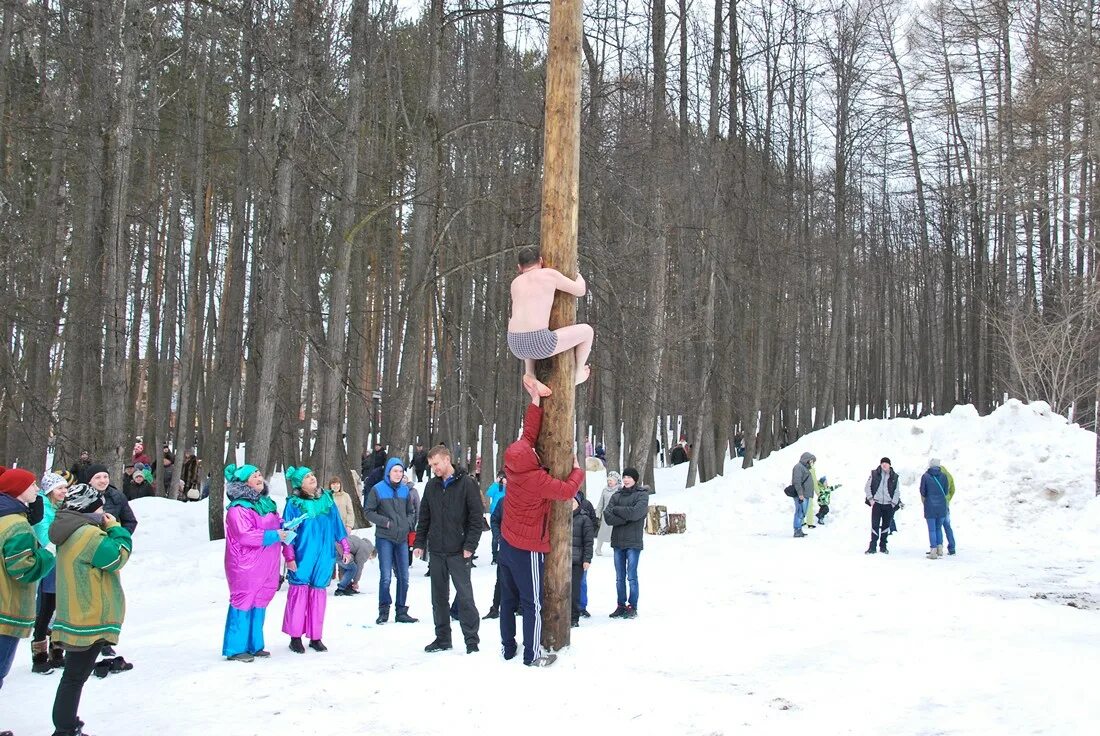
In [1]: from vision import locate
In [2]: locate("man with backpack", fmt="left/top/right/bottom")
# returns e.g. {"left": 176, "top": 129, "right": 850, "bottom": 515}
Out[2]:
{"left": 864, "top": 457, "right": 900, "bottom": 554}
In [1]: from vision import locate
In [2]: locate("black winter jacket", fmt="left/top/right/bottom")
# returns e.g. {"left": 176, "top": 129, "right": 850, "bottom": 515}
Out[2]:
{"left": 603, "top": 486, "right": 649, "bottom": 550}
{"left": 571, "top": 507, "right": 594, "bottom": 565}
{"left": 102, "top": 485, "right": 138, "bottom": 534}
{"left": 414, "top": 469, "right": 483, "bottom": 554}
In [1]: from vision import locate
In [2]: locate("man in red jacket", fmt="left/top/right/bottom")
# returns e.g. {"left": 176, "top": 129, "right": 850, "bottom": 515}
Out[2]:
{"left": 499, "top": 379, "right": 585, "bottom": 666}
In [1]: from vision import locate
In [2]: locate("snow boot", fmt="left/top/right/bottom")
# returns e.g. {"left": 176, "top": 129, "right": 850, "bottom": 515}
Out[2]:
{"left": 580, "top": 609, "right": 591, "bottom": 618}
{"left": 308, "top": 639, "right": 328, "bottom": 652}
{"left": 289, "top": 637, "right": 306, "bottom": 653}
{"left": 394, "top": 606, "right": 418, "bottom": 623}
{"left": 794, "top": 528, "right": 807, "bottom": 538}
{"left": 466, "top": 642, "right": 479, "bottom": 654}
{"left": 424, "top": 639, "right": 452, "bottom": 653}
{"left": 936, "top": 544, "right": 945, "bottom": 557}
{"left": 482, "top": 607, "right": 500, "bottom": 620}
{"left": 252, "top": 649, "right": 270, "bottom": 658}
{"left": 48, "top": 639, "right": 65, "bottom": 669}
{"left": 865, "top": 540, "right": 877, "bottom": 554}
{"left": 926, "top": 548, "right": 940, "bottom": 559}
{"left": 226, "top": 652, "right": 254, "bottom": 663}
{"left": 376, "top": 605, "right": 390, "bottom": 625}
{"left": 609, "top": 605, "right": 628, "bottom": 618}
{"left": 623, "top": 605, "right": 637, "bottom": 619}
{"left": 32, "top": 639, "right": 53, "bottom": 674}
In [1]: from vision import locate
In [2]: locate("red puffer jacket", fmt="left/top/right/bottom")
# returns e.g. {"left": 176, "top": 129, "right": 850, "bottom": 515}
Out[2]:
{"left": 502, "top": 403, "right": 585, "bottom": 553}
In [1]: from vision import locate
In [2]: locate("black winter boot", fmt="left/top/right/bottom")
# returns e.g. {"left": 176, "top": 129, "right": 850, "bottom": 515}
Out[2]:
{"left": 865, "top": 539, "right": 877, "bottom": 554}
{"left": 31, "top": 639, "right": 53, "bottom": 674}
{"left": 482, "top": 607, "right": 500, "bottom": 620}
{"left": 308, "top": 639, "right": 328, "bottom": 652}
{"left": 289, "top": 637, "right": 305, "bottom": 654}
{"left": 376, "top": 605, "right": 390, "bottom": 625}
{"left": 48, "top": 639, "right": 65, "bottom": 669}
{"left": 394, "top": 606, "right": 418, "bottom": 623}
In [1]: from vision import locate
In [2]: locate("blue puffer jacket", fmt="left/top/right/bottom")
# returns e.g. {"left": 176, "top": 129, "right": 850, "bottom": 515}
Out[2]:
{"left": 364, "top": 458, "right": 417, "bottom": 544}
{"left": 920, "top": 468, "right": 950, "bottom": 519}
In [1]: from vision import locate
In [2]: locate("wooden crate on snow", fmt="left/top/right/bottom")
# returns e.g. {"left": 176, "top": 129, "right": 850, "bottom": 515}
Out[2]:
{"left": 645, "top": 504, "right": 668, "bottom": 535}
{"left": 666, "top": 513, "right": 686, "bottom": 534}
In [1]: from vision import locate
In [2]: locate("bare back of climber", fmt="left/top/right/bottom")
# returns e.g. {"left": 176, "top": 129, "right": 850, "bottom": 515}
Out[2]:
{"left": 507, "top": 246, "right": 594, "bottom": 396}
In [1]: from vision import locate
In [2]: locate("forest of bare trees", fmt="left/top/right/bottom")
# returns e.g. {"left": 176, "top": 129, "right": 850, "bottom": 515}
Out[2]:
{"left": 1, "top": 0, "right": 1097, "bottom": 539}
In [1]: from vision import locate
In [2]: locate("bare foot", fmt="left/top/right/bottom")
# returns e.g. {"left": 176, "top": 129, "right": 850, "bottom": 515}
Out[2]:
{"left": 574, "top": 365, "right": 591, "bottom": 386}
{"left": 523, "top": 373, "right": 553, "bottom": 397}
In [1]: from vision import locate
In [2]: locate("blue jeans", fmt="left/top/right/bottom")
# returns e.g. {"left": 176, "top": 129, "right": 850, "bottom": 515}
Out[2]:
{"left": 943, "top": 513, "right": 955, "bottom": 553}
{"left": 0, "top": 633, "right": 18, "bottom": 690}
{"left": 377, "top": 537, "right": 410, "bottom": 608}
{"left": 338, "top": 559, "right": 359, "bottom": 590}
{"left": 580, "top": 568, "right": 588, "bottom": 608}
{"left": 793, "top": 497, "right": 807, "bottom": 530}
{"left": 613, "top": 548, "right": 641, "bottom": 609}
{"left": 926, "top": 517, "right": 946, "bottom": 547}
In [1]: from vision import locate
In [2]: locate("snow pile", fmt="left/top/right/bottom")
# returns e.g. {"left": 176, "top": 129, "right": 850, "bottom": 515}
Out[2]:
{"left": 3, "top": 402, "right": 1098, "bottom": 736}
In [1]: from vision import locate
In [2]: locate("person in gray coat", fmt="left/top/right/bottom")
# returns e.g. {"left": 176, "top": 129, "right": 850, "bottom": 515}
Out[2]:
{"left": 791, "top": 452, "right": 815, "bottom": 538}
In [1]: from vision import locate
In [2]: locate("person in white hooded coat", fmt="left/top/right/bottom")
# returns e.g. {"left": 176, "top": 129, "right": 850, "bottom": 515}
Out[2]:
{"left": 594, "top": 472, "right": 621, "bottom": 556}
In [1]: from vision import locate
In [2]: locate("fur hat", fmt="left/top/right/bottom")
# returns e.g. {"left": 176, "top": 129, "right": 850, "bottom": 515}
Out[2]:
{"left": 63, "top": 483, "right": 103, "bottom": 513}
{"left": 0, "top": 466, "right": 36, "bottom": 497}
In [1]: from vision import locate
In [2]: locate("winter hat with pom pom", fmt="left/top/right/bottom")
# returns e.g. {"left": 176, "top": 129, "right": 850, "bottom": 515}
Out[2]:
{"left": 224, "top": 464, "right": 260, "bottom": 483}
{"left": 285, "top": 466, "right": 314, "bottom": 490}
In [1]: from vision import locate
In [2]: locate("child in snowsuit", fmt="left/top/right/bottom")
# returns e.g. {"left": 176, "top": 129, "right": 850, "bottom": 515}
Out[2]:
{"left": 282, "top": 466, "right": 350, "bottom": 653}
{"left": 815, "top": 477, "right": 839, "bottom": 526}
{"left": 222, "top": 463, "right": 286, "bottom": 662}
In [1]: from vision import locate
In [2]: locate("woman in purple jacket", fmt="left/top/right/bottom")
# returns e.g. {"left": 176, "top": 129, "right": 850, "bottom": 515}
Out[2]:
{"left": 222, "top": 464, "right": 287, "bottom": 662}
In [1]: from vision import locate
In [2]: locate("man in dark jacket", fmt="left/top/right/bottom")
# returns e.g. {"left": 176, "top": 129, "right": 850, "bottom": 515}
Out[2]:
{"left": 70, "top": 450, "right": 92, "bottom": 484}
{"left": 410, "top": 444, "right": 429, "bottom": 482}
{"left": 500, "top": 381, "right": 585, "bottom": 666}
{"left": 413, "top": 446, "right": 484, "bottom": 654}
{"left": 87, "top": 464, "right": 138, "bottom": 535}
{"left": 364, "top": 458, "right": 419, "bottom": 625}
{"left": 570, "top": 496, "right": 594, "bottom": 628}
{"left": 604, "top": 467, "right": 649, "bottom": 619}
{"left": 863, "top": 457, "right": 901, "bottom": 554}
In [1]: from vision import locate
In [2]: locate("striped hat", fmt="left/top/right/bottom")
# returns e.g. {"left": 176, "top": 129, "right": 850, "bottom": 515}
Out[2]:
{"left": 62, "top": 483, "right": 103, "bottom": 513}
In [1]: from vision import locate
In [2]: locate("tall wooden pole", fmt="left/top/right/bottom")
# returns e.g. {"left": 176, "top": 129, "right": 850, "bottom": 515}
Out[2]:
{"left": 537, "top": 0, "right": 583, "bottom": 652}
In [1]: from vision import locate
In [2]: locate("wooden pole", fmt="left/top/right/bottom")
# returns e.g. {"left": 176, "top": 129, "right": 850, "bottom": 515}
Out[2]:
{"left": 537, "top": 0, "right": 583, "bottom": 652}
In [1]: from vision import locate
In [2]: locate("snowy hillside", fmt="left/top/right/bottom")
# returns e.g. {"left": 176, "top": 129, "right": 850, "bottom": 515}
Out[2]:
{"left": 4, "top": 400, "right": 1098, "bottom": 736}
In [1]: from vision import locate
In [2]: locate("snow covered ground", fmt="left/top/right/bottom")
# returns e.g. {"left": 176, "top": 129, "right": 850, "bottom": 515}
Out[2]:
{"left": 5, "top": 399, "right": 1099, "bottom": 735}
